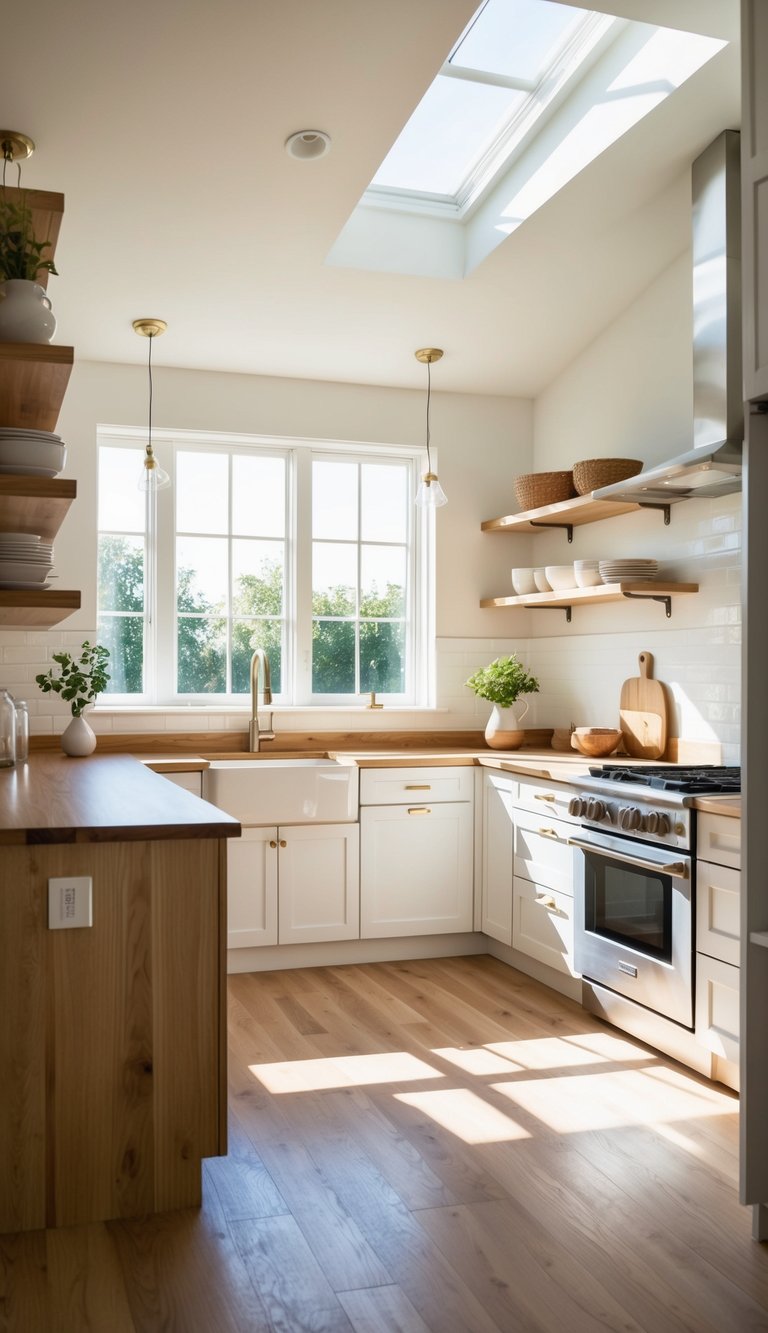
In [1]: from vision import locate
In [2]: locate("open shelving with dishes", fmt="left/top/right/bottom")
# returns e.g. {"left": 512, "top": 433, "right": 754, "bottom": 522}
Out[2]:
{"left": 480, "top": 582, "right": 699, "bottom": 621}
{"left": 0, "top": 478, "right": 80, "bottom": 626}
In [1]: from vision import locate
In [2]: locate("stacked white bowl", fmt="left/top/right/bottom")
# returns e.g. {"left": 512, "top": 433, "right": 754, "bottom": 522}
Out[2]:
{"left": 573, "top": 559, "right": 601, "bottom": 588}
{"left": 0, "top": 533, "right": 55, "bottom": 588}
{"left": 0, "top": 427, "right": 67, "bottom": 477}
{"left": 511, "top": 567, "right": 537, "bottom": 595}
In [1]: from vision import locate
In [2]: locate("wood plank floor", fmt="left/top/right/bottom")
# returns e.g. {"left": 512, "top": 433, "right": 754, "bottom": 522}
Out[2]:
{"left": 2, "top": 955, "right": 766, "bottom": 1332}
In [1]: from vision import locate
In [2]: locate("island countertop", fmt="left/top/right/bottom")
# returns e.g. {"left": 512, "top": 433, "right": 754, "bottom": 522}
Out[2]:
{"left": 0, "top": 752, "right": 241, "bottom": 846}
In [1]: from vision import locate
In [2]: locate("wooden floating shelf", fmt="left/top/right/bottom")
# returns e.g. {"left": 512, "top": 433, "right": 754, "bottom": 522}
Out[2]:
{"left": 0, "top": 477, "right": 76, "bottom": 540}
{"left": 480, "top": 582, "right": 699, "bottom": 621}
{"left": 0, "top": 343, "right": 75, "bottom": 434}
{"left": 481, "top": 493, "right": 642, "bottom": 534}
{"left": 0, "top": 589, "right": 81, "bottom": 628}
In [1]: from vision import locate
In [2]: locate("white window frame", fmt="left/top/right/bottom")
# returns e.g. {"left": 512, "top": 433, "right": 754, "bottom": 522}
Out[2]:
{"left": 96, "top": 425, "right": 432, "bottom": 709}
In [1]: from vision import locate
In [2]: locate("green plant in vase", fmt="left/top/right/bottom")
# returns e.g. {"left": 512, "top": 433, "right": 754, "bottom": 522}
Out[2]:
{"left": 36, "top": 641, "right": 111, "bottom": 756}
{"left": 0, "top": 194, "right": 58, "bottom": 342}
{"left": 465, "top": 653, "right": 539, "bottom": 750}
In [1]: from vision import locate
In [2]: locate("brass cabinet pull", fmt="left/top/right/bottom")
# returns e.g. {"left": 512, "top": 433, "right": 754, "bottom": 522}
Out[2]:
{"left": 269, "top": 840, "right": 277, "bottom": 848}
{"left": 534, "top": 793, "right": 557, "bottom": 803}
{"left": 405, "top": 784, "right": 431, "bottom": 790}
{"left": 537, "top": 827, "right": 560, "bottom": 839}
{"left": 407, "top": 807, "right": 431, "bottom": 815}
{"left": 279, "top": 839, "right": 287, "bottom": 847}
{"left": 535, "top": 893, "right": 558, "bottom": 910}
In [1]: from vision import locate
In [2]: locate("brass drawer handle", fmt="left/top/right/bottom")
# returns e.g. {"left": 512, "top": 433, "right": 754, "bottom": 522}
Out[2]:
{"left": 407, "top": 807, "right": 431, "bottom": 815}
{"left": 269, "top": 840, "right": 277, "bottom": 848}
{"left": 405, "top": 784, "right": 431, "bottom": 790}
{"left": 535, "top": 893, "right": 557, "bottom": 910}
{"left": 534, "top": 793, "right": 557, "bottom": 803}
{"left": 279, "top": 839, "right": 287, "bottom": 848}
{"left": 537, "top": 827, "right": 560, "bottom": 839}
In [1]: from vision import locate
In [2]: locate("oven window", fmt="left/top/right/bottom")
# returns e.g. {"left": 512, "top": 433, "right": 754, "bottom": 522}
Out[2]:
{"left": 585, "top": 858, "right": 672, "bottom": 962}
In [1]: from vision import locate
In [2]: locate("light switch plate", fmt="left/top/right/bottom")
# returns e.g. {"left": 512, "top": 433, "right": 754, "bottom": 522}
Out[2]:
{"left": 48, "top": 876, "right": 93, "bottom": 929}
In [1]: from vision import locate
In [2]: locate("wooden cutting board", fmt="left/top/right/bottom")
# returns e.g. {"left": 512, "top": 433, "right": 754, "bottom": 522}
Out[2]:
{"left": 619, "top": 651, "right": 668, "bottom": 759}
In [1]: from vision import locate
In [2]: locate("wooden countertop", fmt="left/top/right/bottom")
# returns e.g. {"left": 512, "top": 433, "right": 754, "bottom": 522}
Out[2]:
{"left": 691, "top": 793, "right": 741, "bottom": 818}
{"left": 0, "top": 753, "right": 241, "bottom": 846}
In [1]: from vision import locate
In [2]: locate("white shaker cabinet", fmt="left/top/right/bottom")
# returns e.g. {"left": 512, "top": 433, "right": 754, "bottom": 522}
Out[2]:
{"left": 360, "top": 767, "right": 474, "bottom": 938}
{"left": 695, "top": 812, "right": 741, "bottom": 1090}
{"left": 227, "top": 823, "right": 359, "bottom": 948}
{"left": 481, "top": 772, "right": 517, "bottom": 945}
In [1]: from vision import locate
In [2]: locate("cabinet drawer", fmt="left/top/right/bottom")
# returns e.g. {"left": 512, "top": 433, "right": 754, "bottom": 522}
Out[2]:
{"left": 696, "top": 953, "right": 739, "bottom": 1064}
{"left": 697, "top": 860, "right": 740, "bottom": 966}
{"left": 512, "top": 877, "right": 576, "bottom": 977}
{"left": 515, "top": 779, "right": 579, "bottom": 824}
{"left": 514, "top": 810, "right": 575, "bottom": 897}
{"left": 696, "top": 813, "right": 741, "bottom": 869}
{"left": 359, "top": 766, "right": 474, "bottom": 806}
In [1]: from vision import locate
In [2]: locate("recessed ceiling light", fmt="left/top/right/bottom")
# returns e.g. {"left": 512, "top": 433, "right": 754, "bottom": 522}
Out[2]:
{"left": 285, "top": 130, "right": 331, "bottom": 161}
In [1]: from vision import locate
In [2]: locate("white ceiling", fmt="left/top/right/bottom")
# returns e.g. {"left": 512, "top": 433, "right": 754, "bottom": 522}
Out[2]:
{"left": 1, "top": 0, "right": 740, "bottom": 397}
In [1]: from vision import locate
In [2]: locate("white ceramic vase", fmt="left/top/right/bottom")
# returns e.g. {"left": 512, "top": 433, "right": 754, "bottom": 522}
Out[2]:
{"left": 0, "top": 279, "right": 57, "bottom": 343}
{"left": 61, "top": 712, "right": 96, "bottom": 757}
{"left": 484, "top": 698, "right": 529, "bottom": 750}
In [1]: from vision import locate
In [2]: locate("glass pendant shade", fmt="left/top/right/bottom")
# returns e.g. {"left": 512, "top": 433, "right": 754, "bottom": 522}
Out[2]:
{"left": 415, "top": 471, "right": 448, "bottom": 508}
{"left": 138, "top": 445, "right": 171, "bottom": 492}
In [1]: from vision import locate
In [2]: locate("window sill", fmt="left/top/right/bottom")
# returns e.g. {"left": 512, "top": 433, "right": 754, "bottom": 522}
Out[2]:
{"left": 93, "top": 705, "right": 449, "bottom": 716}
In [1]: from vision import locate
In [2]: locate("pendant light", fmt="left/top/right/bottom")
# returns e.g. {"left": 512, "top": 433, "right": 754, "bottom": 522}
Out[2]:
{"left": 133, "top": 318, "right": 170, "bottom": 492}
{"left": 414, "top": 347, "right": 447, "bottom": 508}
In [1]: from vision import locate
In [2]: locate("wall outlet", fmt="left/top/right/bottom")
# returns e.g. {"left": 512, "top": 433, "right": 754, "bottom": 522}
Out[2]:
{"left": 48, "top": 876, "right": 93, "bottom": 929}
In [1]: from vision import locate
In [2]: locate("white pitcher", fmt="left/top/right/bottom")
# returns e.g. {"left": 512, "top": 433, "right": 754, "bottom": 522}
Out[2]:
{"left": 484, "top": 698, "right": 529, "bottom": 750}
{"left": 0, "top": 279, "right": 56, "bottom": 343}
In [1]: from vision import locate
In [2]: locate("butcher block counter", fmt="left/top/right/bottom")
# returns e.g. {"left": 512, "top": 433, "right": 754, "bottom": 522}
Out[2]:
{"left": 0, "top": 753, "right": 240, "bottom": 1236}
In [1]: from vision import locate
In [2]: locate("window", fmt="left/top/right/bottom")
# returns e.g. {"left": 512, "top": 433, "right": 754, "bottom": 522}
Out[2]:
{"left": 97, "top": 430, "right": 427, "bottom": 707}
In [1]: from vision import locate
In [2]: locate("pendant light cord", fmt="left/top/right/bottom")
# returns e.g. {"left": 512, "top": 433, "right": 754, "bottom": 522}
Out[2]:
{"left": 425, "top": 358, "right": 432, "bottom": 473}
{"left": 147, "top": 332, "right": 154, "bottom": 456}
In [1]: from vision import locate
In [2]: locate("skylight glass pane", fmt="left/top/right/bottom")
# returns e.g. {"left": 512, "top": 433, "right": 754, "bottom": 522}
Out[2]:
{"left": 373, "top": 75, "right": 526, "bottom": 195}
{"left": 451, "top": 0, "right": 587, "bottom": 82}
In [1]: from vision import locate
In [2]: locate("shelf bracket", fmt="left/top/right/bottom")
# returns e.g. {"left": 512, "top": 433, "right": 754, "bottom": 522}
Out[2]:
{"left": 530, "top": 604, "right": 572, "bottom": 623}
{"left": 636, "top": 501, "right": 671, "bottom": 525}
{"left": 528, "top": 520, "right": 574, "bottom": 543}
{"left": 622, "top": 591, "right": 673, "bottom": 618}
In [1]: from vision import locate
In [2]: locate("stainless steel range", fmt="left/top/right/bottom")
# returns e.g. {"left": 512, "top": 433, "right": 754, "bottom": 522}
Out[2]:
{"left": 568, "top": 765, "right": 741, "bottom": 1031}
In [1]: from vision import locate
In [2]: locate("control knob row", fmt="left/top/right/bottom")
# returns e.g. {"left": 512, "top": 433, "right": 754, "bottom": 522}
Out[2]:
{"left": 618, "top": 805, "right": 671, "bottom": 835}
{"left": 568, "top": 796, "right": 608, "bottom": 821}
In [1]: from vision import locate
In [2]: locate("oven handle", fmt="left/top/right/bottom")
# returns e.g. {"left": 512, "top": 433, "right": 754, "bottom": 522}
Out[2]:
{"left": 567, "top": 835, "right": 689, "bottom": 879}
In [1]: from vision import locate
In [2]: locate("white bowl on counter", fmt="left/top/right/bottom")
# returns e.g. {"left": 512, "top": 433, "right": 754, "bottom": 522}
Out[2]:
{"left": 511, "top": 567, "right": 538, "bottom": 595}
{"left": 544, "top": 564, "right": 578, "bottom": 591}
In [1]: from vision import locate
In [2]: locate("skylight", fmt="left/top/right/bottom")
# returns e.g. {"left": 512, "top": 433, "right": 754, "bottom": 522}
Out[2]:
{"left": 369, "top": 0, "right": 615, "bottom": 213}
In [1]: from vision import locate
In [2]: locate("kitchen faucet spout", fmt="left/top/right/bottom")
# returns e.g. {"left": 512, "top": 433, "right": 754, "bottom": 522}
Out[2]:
{"left": 249, "top": 648, "right": 275, "bottom": 751}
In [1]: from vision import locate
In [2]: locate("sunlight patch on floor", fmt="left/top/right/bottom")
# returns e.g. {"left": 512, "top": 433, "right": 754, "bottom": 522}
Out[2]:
{"left": 432, "top": 1046, "right": 525, "bottom": 1075}
{"left": 492, "top": 1066, "right": 736, "bottom": 1132}
{"left": 485, "top": 1035, "right": 615, "bottom": 1070}
{"left": 249, "top": 1051, "right": 444, "bottom": 1093}
{"left": 395, "top": 1088, "right": 530, "bottom": 1144}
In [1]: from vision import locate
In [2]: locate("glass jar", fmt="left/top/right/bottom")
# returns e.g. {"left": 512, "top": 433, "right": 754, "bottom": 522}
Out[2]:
{"left": 14, "top": 699, "right": 29, "bottom": 764}
{"left": 0, "top": 690, "right": 16, "bottom": 768}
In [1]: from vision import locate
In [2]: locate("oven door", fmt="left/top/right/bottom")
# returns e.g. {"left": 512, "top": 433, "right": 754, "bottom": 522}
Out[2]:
{"left": 570, "top": 830, "right": 693, "bottom": 1028}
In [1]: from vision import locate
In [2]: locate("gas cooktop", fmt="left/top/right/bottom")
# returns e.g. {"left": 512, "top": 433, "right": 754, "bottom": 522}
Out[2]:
{"left": 588, "top": 764, "right": 741, "bottom": 795}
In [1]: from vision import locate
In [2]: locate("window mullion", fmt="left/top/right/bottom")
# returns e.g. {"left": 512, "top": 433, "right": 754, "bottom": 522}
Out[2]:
{"left": 294, "top": 451, "right": 313, "bottom": 703}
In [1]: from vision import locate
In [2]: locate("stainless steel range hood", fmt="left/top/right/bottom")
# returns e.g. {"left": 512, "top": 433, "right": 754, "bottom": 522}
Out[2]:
{"left": 595, "top": 130, "right": 742, "bottom": 505}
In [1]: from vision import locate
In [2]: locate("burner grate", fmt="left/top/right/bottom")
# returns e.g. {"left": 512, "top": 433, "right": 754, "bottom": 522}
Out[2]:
{"left": 588, "top": 764, "right": 741, "bottom": 794}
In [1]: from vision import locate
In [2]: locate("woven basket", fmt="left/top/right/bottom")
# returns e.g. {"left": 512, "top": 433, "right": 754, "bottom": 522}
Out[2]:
{"left": 572, "top": 457, "right": 643, "bottom": 495}
{"left": 513, "top": 471, "right": 576, "bottom": 511}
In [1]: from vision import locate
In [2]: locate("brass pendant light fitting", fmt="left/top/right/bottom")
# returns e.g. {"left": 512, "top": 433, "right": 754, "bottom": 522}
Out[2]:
{"left": 133, "top": 319, "right": 170, "bottom": 491}
{"left": 414, "top": 348, "right": 447, "bottom": 509}
{"left": 0, "top": 131, "right": 35, "bottom": 162}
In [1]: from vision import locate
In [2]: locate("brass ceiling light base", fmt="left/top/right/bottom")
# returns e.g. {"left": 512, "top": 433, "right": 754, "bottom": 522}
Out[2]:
{"left": 414, "top": 348, "right": 444, "bottom": 365}
{"left": 0, "top": 131, "right": 35, "bottom": 162}
{"left": 132, "top": 318, "right": 167, "bottom": 339}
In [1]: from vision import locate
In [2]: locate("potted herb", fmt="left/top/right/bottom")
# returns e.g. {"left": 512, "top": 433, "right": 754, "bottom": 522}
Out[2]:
{"left": 465, "top": 653, "right": 540, "bottom": 750}
{"left": 0, "top": 195, "right": 58, "bottom": 343}
{"left": 36, "top": 641, "right": 110, "bottom": 756}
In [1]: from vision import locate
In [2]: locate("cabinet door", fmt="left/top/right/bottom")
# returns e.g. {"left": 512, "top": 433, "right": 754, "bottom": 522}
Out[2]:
{"left": 697, "top": 860, "right": 741, "bottom": 966}
{"left": 278, "top": 824, "right": 360, "bottom": 944}
{"left": 512, "top": 877, "right": 576, "bottom": 978}
{"left": 227, "top": 827, "right": 278, "bottom": 948}
{"left": 696, "top": 953, "right": 740, "bottom": 1065}
{"left": 361, "top": 803, "right": 473, "bottom": 938}
{"left": 482, "top": 773, "right": 516, "bottom": 945}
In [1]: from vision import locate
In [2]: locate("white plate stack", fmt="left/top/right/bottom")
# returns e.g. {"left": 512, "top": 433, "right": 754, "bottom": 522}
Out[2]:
{"left": 0, "top": 427, "right": 67, "bottom": 477}
{"left": 598, "top": 558, "right": 659, "bottom": 584}
{"left": 0, "top": 533, "right": 55, "bottom": 588}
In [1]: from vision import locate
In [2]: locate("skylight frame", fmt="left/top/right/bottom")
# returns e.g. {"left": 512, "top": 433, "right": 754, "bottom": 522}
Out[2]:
{"left": 366, "top": 3, "right": 622, "bottom": 221}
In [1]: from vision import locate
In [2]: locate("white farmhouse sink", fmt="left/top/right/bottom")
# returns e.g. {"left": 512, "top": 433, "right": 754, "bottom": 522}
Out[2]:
{"left": 203, "top": 758, "right": 359, "bottom": 825}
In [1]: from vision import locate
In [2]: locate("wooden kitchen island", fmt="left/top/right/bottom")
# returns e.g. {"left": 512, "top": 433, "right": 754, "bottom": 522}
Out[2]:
{"left": 0, "top": 753, "right": 240, "bottom": 1234}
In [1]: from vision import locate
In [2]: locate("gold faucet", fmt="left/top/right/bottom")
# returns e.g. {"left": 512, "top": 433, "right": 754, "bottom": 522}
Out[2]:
{"left": 249, "top": 648, "right": 275, "bottom": 751}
